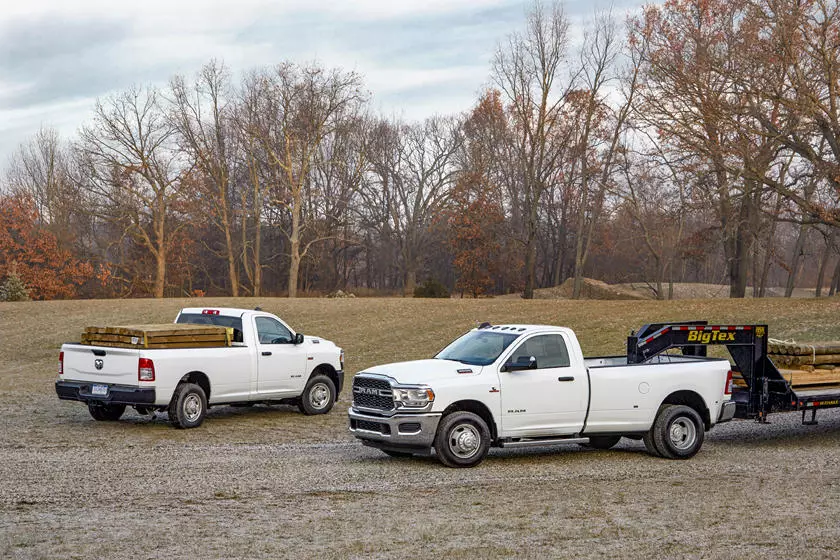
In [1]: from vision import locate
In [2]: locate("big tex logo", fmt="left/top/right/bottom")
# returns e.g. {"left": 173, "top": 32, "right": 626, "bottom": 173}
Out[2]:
{"left": 686, "top": 330, "right": 736, "bottom": 343}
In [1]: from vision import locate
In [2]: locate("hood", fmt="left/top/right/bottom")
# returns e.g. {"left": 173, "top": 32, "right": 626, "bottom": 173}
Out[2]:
{"left": 362, "top": 359, "right": 482, "bottom": 384}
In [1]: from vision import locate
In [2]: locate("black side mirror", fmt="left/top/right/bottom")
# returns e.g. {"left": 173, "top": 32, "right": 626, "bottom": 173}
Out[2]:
{"left": 294, "top": 333, "right": 305, "bottom": 345}
{"left": 504, "top": 356, "right": 537, "bottom": 372}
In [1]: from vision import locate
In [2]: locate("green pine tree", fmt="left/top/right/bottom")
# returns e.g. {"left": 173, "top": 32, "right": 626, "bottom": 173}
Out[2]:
{"left": 0, "top": 270, "right": 30, "bottom": 302}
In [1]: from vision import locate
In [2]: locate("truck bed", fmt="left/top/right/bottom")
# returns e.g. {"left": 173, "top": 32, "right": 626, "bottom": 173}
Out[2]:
{"left": 585, "top": 354, "right": 723, "bottom": 368}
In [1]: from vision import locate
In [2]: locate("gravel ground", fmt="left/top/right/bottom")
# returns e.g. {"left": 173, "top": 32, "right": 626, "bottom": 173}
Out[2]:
{"left": 2, "top": 398, "right": 840, "bottom": 559}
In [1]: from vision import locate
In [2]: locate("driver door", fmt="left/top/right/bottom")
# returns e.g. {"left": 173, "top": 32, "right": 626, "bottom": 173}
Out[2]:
{"left": 254, "top": 316, "right": 307, "bottom": 396}
{"left": 499, "top": 334, "right": 587, "bottom": 437}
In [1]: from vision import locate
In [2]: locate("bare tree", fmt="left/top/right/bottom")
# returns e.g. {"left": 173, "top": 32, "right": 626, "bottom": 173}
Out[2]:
{"left": 493, "top": 0, "right": 575, "bottom": 299}
{"left": 247, "top": 63, "right": 365, "bottom": 297}
{"left": 170, "top": 60, "right": 241, "bottom": 296}
{"left": 78, "top": 86, "right": 187, "bottom": 298}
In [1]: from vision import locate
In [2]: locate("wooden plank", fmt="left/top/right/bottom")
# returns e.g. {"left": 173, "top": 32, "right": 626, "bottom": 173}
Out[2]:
{"left": 84, "top": 324, "right": 227, "bottom": 338}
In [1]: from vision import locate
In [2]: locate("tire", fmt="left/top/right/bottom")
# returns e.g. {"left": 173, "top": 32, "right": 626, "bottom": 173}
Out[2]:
{"left": 168, "top": 383, "right": 207, "bottom": 429}
{"left": 298, "top": 375, "right": 336, "bottom": 415}
{"left": 382, "top": 450, "right": 413, "bottom": 458}
{"left": 581, "top": 435, "right": 621, "bottom": 450}
{"left": 433, "top": 411, "right": 491, "bottom": 468}
{"left": 642, "top": 430, "right": 663, "bottom": 457}
{"left": 651, "top": 404, "right": 705, "bottom": 459}
{"left": 87, "top": 402, "right": 126, "bottom": 421}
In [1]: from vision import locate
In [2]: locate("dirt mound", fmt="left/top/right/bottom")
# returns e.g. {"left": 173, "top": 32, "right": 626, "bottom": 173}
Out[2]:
{"left": 548, "top": 278, "right": 649, "bottom": 300}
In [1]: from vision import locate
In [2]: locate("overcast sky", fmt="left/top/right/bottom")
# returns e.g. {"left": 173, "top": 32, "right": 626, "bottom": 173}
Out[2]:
{"left": 0, "top": 0, "right": 644, "bottom": 164}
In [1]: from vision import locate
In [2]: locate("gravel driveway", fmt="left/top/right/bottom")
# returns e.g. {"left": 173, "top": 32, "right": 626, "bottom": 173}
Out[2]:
{"left": 2, "top": 397, "right": 840, "bottom": 559}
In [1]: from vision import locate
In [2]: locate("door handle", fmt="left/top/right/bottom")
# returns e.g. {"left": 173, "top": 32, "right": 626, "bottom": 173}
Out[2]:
{"left": 557, "top": 376, "right": 575, "bottom": 382}
{"left": 261, "top": 351, "right": 272, "bottom": 356}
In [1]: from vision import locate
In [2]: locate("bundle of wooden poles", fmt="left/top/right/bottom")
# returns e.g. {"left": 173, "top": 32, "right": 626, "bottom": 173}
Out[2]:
{"left": 768, "top": 340, "right": 840, "bottom": 387}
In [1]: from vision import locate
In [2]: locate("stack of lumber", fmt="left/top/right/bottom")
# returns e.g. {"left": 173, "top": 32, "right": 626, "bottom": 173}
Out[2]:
{"left": 81, "top": 324, "right": 232, "bottom": 349}
{"left": 768, "top": 341, "right": 840, "bottom": 388}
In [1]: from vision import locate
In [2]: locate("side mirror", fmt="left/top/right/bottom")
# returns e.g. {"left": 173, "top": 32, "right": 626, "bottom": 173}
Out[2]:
{"left": 294, "top": 333, "right": 305, "bottom": 345}
{"left": 503, "top": 356, "right": 537, "bottom": 372}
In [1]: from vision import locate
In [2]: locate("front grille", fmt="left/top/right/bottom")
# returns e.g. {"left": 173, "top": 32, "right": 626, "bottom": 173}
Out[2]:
{"left": 352, "top": 376, "right": 394, "bottom": 411}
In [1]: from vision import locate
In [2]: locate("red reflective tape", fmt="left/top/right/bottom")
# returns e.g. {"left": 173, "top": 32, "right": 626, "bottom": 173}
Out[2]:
{"left": 678, "top": 326, "right": 688, "bottom": 331}
{"left": 744, "top": 326, "right": 752, "bottom": 331}
{"left": 712, "top": 326, "right": 720, "bottom": 331}
{"left": 645, "top": 336, "right": 655, "bottom": 344}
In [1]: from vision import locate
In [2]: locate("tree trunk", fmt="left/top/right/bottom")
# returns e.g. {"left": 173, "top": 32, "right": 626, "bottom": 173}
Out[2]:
{"left": 830, "top": 257, "right": 840, "bottom": 297}
{"left": 288, "top": 191, "right": 301, "bottom": 298}
{"left": 223, "top": 224, "right": 239, "bottom": 297}
{"left": 815, "top": 230, "right": 836, "bottom": 298}
{"left": 785, "top": 224, "right": 809, "bottom": 297}
{"left": 154, "top": 251, "right": 166, "bottom": 298}
{"left": 404, "top": 267, "right": 417, "bottom": 297}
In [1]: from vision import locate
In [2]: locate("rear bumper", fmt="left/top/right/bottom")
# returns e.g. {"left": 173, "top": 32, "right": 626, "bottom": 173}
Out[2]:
{"left": 348, "top": 407, "right": 441, "bottom": 452}
{"left": 717, "top": 400, "right": 737, "bottom": 423}
{"left": 56, "top": 381, "right": 156, "bottom": 406}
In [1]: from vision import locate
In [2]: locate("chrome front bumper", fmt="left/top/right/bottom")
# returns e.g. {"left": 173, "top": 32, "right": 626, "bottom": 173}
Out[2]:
{"left": 718, "top": 400, "right": 737, "bottom": 423}
{"left": 348, "top": 407, "right": 441, "bottom": 449}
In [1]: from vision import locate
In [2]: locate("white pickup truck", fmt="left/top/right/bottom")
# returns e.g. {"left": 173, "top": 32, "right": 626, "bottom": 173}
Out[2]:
{"left": 56, "top": 307, "right": 344, "bottom": 428}
{"left": 349, "top": 323, "right": 736, "bottom": 467}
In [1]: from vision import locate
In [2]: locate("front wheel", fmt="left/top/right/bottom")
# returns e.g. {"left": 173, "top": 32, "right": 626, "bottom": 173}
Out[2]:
{"left": 88, "top": 402, "right": 126, "bottom": 421}
{"left": 298, "top": 375, "right": 336, "bottom": 415}
{"left": 433, "top": 411, "right": 491, "bottom": 468}
{"left": 168, "top": 383, "right": 207, "bottom": 429}
{"left": 650, "top": 404, "right": 705, "bottom": 459}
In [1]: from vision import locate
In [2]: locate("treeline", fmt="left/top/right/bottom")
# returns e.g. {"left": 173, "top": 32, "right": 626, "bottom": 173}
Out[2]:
{"left": 2, "top": 0, "right": 840, "bottom": 300}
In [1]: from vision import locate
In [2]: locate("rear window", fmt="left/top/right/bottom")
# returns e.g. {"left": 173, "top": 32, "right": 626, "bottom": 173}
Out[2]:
{"left": 176, "top": 313, "right": 244, "bottom": 343}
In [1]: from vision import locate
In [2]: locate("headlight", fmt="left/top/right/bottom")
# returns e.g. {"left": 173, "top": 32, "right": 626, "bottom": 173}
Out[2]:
{"left": 392, "top": 386, "right": 435, "bottom": 408}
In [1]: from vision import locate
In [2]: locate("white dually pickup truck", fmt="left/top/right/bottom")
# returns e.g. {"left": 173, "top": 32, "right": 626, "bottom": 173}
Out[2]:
{"left": 349, "top": 323, "right": 736, "bottom": 467}
{"left": 56, "top": 307, "right": 344, "bottom": 428}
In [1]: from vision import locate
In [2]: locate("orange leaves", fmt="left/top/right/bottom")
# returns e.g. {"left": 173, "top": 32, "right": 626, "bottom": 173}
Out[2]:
{"left": 0, "top": 193, "right": 96, "bottom": 300}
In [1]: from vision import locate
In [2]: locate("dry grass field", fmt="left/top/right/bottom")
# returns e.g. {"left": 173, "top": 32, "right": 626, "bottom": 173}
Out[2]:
{"left": 2, "top": 296, "right": 840, "bottom": 558}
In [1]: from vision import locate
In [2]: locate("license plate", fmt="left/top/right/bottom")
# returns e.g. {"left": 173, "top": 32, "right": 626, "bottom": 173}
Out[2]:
{"left": 91, "top": 384, "right": 108, "bottom": 396}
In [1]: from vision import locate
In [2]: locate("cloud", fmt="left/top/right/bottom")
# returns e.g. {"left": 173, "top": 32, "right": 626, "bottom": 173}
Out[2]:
{"left": 0, "top": 0, "right": 646, "bottom": 163}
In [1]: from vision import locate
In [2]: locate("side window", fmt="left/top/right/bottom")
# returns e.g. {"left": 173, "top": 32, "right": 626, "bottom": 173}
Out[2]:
{"left": 508, "top": 334, "right": 570, "bottom": 369}
{"left": 255, "top": 317, "right": 292, "bottom": 344}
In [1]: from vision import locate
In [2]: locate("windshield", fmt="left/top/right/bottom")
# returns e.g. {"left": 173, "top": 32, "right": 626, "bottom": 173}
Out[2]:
{"left": 435, "top": 330, "right": 521, "bottom": 366}
{"left": 176, "top": 313, "right": 244, "bottom": 343}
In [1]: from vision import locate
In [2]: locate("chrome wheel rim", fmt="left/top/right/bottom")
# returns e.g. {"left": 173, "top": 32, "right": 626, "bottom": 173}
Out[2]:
{"left": 669, "top": 416, "right": 697, "bottom": 450}
{"left": 184, "top": 393, "right": 202, "bottom": 422}
{"left": 310, "top": 383, "right": 330, "bottom": 409}
{"left": 448, "top": 423, "right": 480, "bottom": 459}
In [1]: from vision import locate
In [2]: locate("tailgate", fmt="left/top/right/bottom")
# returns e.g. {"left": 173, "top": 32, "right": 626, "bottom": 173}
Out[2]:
{"left": 62, "top": 344, "right": 141, "bottom": 386}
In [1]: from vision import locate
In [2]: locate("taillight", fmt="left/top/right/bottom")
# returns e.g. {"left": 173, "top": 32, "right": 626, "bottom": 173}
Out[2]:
{"left": 138, "top": 358, "right": 155, "bottom": 382}
{"left": 340, "top": 350, "right": 345, "bottom": 370}
{"left": 725, "top": 370, "right": 734, "bottom": 395}
{"left": 59, "top": 351, "right": 64, "bottom": 376}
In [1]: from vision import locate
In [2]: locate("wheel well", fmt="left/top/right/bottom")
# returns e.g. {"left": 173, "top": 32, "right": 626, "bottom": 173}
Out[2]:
{"left": 443, "top": 400, "right": 498, "bottom": 440}
{"left": 662, "top": 390, "right": 710, "bottom": 429}
{"left": 180, "top": 371, "right": 211, "bottom": 401}
{"left": 311, "top": 364, "right": 339, "bottom": 393}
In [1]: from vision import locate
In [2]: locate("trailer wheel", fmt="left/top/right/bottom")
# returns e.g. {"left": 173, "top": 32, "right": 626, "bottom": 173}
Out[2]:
{"left": 168, "top": 383, "right": 207, "bottom": 429}
{"left": 88, "top": 402, "right": 126, "bottom": 421}
{"left": 298, "top": 375, "right": 336, "bottom": 415}
{"left": 434, "top": 411, "right": 490, "bottom": 468}
{"left": 651, "top": 404, "right": 704, "bottom": 459}
{"left": 580, "top": 435, "right": 621, "bottom": 450}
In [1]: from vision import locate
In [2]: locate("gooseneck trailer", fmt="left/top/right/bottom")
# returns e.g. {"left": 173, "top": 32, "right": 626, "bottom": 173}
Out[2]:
{"left": 627, "top": 321, "right": 840, "bottom": 425}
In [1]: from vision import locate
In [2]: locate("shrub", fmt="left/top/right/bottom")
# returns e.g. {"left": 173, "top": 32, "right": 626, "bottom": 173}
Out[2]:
{"left": 413, "top": 278, "right": 450, "bottom": 298}
{"left": 0, "top": 270, "right": 30, "bottom": 302}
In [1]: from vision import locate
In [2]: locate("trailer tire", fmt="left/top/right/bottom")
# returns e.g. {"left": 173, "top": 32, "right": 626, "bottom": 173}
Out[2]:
{"left": 581, "top": 435, "right": 621, "bottom": 450}
{"left": 88, "top": 402, "right": 126, "bottom": 421}
{"left": 168, "top": 383, "right": 207, "bottom": 429}
{"left": 652, "top": 404, "right": 704, "bottom": 459}
{"left": 298, "top": 375, "right": 336, "bottom": 415}
{"left": 434, "top": 411, "right": 490, "bottom": 468}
